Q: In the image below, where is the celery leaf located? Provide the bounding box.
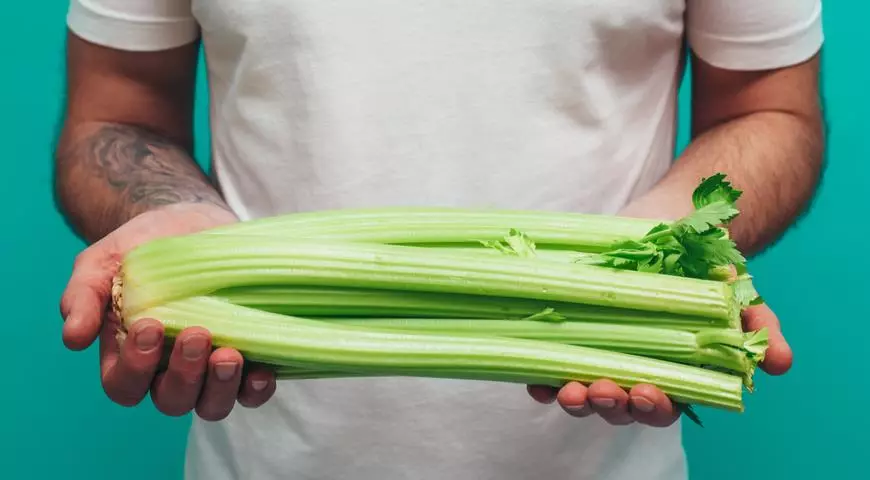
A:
[674,202,740,234]
[597,173,747,280]
[481,229,537,258]
[676,403,705,427]
[692,173,742,208]
[675,173,742,233]
[732,274,764,308]
[505,229,537,257]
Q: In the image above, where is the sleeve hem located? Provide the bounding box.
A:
[688,3,824,71]
[67,0,200,52]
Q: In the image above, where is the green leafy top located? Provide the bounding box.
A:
[581,173,752,283]
[484,174,763,307]
[691,173,742,209]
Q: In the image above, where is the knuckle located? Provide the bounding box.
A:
[72,250,93,269]
[171,367,207,387]
[102,381,144,407]
[119,355,158,378]
[72,248,109,274]
[152,388,197,417]
[59,295,73,319]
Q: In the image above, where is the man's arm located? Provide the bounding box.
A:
[621,52,825,255]
[54,32,231,243]
[542,50,819,427]
[55,31,274,419]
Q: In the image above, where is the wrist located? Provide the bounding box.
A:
[619,192,691,222]
[150,202,239,228]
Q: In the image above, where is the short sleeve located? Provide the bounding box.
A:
[686,0,824,71]
[67,0,199,52]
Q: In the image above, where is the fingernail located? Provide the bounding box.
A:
[251,380,269,392]
[214,362,238,381]
[631,396,656,413]
[135,326,161,351]
[591,398,616,409]
[182,335,209,360]
[563,404,589,416]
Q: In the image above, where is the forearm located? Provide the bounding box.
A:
[621,111,824,255]
[55,121,233,243]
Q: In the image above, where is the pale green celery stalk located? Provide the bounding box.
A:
[212,286,731,330]
[313,318,767,380]
[200,207,662,252]
[122,296,746,411]
[116,235,741,327]
[268,326,768,388]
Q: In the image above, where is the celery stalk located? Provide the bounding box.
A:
[202,207,662,252]
[124,296,746,411]
[212,286,730,330]
[116,236,741,326]
[317,318,766,378]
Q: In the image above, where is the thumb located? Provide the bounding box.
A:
[60,246,119,351]
[742,303,793,376]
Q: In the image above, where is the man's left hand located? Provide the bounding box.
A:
[527,303,793,427]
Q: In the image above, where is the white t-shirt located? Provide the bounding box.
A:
[67,1,823,479]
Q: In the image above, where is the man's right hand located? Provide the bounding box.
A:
[59,203,278,421]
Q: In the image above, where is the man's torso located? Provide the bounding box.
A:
[188,1,688,479]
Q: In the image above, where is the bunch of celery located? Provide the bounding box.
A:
[112,173,768,414]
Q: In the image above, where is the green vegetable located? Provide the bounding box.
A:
[116,237,742,326]
[580,174,750,282]
[110,172,767,415]
[212,286,733,330]
[314,318,768,384]
[203,207,661,252]
[124,296,747,411]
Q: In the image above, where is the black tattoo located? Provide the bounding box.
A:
[88,124,225,208]
[56,123,230,241]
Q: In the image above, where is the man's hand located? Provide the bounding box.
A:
[527,303,793,426]
[60,203,278,421]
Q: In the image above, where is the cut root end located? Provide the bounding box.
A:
[111,273,124,320]
[111,272,129,347]
[114,327,128,348]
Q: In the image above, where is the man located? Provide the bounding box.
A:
[54,1,823,479]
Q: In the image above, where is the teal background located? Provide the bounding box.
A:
[1,2,865,479]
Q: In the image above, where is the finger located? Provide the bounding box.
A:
[100,317,164,406]
[527,384,559,404]
[587,380,633,425]
[628,384,679,427]
[556,382,593,417]
[195,348,244,421]
[238,368,277,408]
[61,248,117,350]
[150,327,212,416]
[743,303,793,375]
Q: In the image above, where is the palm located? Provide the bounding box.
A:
[60,204,277,420]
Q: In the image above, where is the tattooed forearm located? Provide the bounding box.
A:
[88,124,226,208]
[55,122,231,241]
